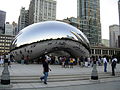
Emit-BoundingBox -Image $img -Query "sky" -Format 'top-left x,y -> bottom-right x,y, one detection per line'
0,0 -> 119,40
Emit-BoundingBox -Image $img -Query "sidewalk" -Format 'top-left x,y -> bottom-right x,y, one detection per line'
0,63 -> 120,90
0,63 -> 120,76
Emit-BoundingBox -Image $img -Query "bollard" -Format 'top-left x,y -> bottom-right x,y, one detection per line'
91,63 -> 98,80
1,58 -> 10,85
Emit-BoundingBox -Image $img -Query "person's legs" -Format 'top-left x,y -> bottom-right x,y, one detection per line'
40,72 -> 45,81
44,72 -> 48,84
104,63 -> 107,72
112,66 -> 115,76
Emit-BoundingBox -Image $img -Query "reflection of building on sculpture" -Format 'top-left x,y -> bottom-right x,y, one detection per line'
10,21 -> 90,61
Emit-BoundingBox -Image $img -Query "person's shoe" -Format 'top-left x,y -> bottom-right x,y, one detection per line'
44,82 -> 47,84
40,77 -> 42,81
112,74 -> 115,76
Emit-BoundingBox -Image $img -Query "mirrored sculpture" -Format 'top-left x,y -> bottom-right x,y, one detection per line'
10,21 -> 90,60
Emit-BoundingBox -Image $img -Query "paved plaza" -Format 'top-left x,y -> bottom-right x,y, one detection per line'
0,63 -> 120,90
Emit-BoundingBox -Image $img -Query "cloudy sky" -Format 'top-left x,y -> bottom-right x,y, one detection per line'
0,0 -> 119,40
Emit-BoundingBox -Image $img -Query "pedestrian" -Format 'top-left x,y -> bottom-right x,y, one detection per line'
24,55 -> 30,64
80,56 -> 84,67
111,57 -> 117,76
40,55 -> 51,84
65,57 -> 69,68
21,57 -> 24,64
61,56 -> 66,68
87,57 -> 91,67
98,57 -> 102,66
8,58 -> 11,67
55,56 -> 59,65
45,55 -> 51,64
85,57 -> 88,67
69,57 -> 74,68
0,56 -> 4,67
103,56 -> 108,72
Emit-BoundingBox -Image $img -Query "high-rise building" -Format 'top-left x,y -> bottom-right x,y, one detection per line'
102,39 -> 109,47
118,0 -> 120,25
5,22 -> 14,36
0,34 -> 14,55
0,10 -> 6,34
29,0 -> 35,25
118,0 -> 120,48
29,0 -> 56,25
109,25 -> 120,48
12,21 -> 18,35
18,7 -> 29,31
77,0 -> 101,45
5,22 -> 18,36
118,35 -> 120,48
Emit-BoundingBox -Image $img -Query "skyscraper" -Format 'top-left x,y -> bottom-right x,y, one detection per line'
77,0 -> 101,45
12,21 -> 18,35
118,0 -> 120,26
29,0 -> 35,25
118,35 -> 120,48
0,10 -> 6,34
109,25 -> 120,48
118,0 -> 120,48
5,22 -> 14,36
29,0 -> 56,25
18,7 -> 29,31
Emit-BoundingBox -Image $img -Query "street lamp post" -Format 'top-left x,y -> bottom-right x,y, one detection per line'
91,61 -> 98,80
1,56 -> 10,85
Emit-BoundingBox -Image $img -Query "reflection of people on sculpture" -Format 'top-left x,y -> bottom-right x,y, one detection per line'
40,55 -> 51,84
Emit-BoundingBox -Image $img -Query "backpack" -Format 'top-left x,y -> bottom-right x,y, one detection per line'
112,60 -> 116,67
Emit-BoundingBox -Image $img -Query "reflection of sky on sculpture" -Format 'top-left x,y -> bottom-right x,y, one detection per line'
12,21 -> 89,47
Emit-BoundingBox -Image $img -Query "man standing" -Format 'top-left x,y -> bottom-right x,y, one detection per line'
111,57 -> 117,76
40,55 -> 51,84
103,56 -> 108,72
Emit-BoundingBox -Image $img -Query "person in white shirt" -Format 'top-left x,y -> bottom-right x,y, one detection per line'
103,57 -> 108,72
111,57 -> 117,76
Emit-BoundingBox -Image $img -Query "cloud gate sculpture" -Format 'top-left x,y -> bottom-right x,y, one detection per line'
10,21 -> 90,60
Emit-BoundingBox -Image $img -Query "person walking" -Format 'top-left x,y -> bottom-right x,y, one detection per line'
40,55 -> 51,84
103,56 -> 108,72
111,57 -> 117,76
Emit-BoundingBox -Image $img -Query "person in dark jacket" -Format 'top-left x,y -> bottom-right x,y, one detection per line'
111,57 -> 117,76
40,55 -> 51,84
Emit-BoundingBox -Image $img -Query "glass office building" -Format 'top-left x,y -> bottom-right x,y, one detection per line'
77,0 -> 101,45
0,34 -> 14,55
0,10 -> 6,34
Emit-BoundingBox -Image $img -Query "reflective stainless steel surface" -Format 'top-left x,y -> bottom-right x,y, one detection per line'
10,21 -> 90,60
